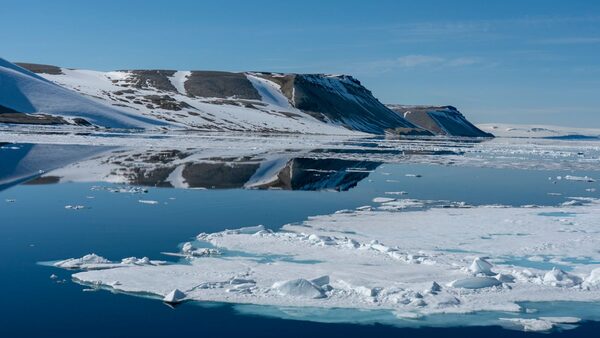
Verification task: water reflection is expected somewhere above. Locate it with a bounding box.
[1,143,382,192]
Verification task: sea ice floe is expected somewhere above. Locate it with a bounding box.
[91,185,148,194]
[50,198,600,331]
[500,316,581,332]
[372,197,396,203]
[64,205,86,210]
[179,242,220,257]
[138,200,159,205]
[53,254,111,269]
[564,175,595,182]
[384,191,408,195]
[51,254,164,270]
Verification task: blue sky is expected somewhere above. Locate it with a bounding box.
[1,0,599,126]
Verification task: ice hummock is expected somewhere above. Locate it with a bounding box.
[163,289,186,304]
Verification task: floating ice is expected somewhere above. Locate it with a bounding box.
[138,200,159,205]
[500,316,581,332]
[51,254,163,270]
[180,242,220,257]
[372,197,395,203]
[53,254,111,269]
[50,198,600,332]
[163,289,186,304]
[64,205,86,210]
[564,175,595,182]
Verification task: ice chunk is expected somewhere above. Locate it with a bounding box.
[564,175,595,182]
[543,268,582,287]
[308,275,330,287]
[500,318,554,332]
[64,205,86,210]
[163,289,186,304]
[229,277,256,285]
[271,279,325,299]
[468,257,494,276]
[495,273,516,283]
[180,242,219,257]
[424,281,442,294]
[585,268,600,285]
[384,191,408,195]
[540,317,581,324]
[372,197,396,203]
[138,200,159,205]
[53,254,111,269]
[120,257,152,265]
[502,316,580,331]
[226,225,265,235]
[449,277,502,289]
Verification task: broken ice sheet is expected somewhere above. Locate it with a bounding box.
[49,198,600,331]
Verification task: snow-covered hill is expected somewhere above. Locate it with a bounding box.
[0,58,167,129]
[8,60,428,135]
[387,105,493,137]
[478,123,600,139]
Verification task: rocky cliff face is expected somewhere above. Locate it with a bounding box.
[4,59,486,137]
[386,105,493,137]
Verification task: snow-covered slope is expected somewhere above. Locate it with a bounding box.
[12,61,426,135]
[478,123,600,139]
[0,58,166,129]
[387,105,493,137]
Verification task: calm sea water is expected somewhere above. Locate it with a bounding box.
[1,142,599,337]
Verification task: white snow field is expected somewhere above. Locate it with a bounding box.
[478,123,600,139]
[0,58,166,129]
[52,196,600,332]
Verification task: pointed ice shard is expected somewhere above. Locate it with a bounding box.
[163,289,186,303]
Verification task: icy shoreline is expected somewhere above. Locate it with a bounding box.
[51,197,600,332]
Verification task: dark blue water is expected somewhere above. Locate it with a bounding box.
[1,150,599,337]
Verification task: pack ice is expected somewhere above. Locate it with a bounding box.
[51,197,600,331]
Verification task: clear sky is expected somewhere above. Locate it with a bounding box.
[1,0,599,126]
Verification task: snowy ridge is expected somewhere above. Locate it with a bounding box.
[478,123,600,139]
